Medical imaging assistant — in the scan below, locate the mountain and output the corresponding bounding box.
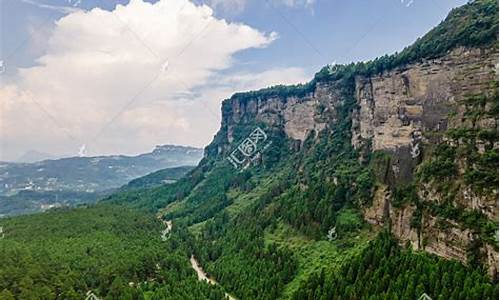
[0,145,203,196]
[16,150,57,163]
[0,145,202,217]
[122,166,195,190]
[109,0,499,296]
[0,1,498,299]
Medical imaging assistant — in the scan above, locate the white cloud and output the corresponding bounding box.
[0,0,309,161]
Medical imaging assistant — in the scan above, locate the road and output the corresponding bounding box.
[158,218,237,300]
[190,255,236,300]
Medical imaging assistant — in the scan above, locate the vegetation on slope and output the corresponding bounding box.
[291,232,498,300]
[0,204,225,299]
[1,1,497,299]
[122,166,194,190]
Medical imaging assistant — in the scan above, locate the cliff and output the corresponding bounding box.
[201,1,498,277]
[357,46,498,274]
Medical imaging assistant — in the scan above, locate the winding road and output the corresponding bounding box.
[160,220,172,241]
[158,217,236,300]
[190,255,236,300]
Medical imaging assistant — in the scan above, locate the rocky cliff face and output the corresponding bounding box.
[215,80,349,159]
[213,45,498,276]
[352,47,498,182]
[356,46,498,276]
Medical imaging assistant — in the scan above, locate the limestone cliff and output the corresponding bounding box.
[208,44,498,276]
[203,0,498,278]
[356,46,498,276]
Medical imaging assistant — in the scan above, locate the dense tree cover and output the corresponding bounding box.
[0,204,225,299]
[0,189,105,217]
[186,173,305,300]
[122,166,194,190]
[104,167,205,212]
[2,2,496,300]
[291,232,499,300]
[229,83,315,104]
[195,209,297,300]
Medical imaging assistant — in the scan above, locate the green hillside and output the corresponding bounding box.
[0,1,498,299]
[0,204,226,299]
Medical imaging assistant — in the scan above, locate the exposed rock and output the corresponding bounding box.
[352,47,497,153]
[420,217,471,263]
[391,205,420,250]
[363,185,389,226]
[356,47,498,276]
[284,98,325,141]
[219,83,342,152]
[216,45,498,277]
[485,244,499,278]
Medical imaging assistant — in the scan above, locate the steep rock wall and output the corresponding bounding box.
[352,47,498,181]
[212,46,498,275]
[356,47,498,275]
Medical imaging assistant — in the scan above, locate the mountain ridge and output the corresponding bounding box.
[0,144,203,196]
[0,1,497,299]
[0,145,203,217]
[148,1,498,296]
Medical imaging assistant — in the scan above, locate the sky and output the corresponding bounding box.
[0,0,468,162]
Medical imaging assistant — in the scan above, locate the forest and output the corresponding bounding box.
[0,204,226,299]
[0,0,498,299]
[291,233,498,300]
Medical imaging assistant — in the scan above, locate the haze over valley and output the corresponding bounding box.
[0,1,498,299]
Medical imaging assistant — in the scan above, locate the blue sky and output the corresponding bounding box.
[0,0,467,161]
[4,0,467,75]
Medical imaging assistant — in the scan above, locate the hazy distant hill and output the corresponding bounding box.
[0,145,202,217]
[0,1,497,299]
[0,164,195,217]
[16,150,57,163]
[122,165,194,190]
[0,145,203,196]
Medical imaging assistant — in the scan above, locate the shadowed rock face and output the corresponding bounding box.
[215,45,498,276]
[352,47,497,161]
[352,46,498,277]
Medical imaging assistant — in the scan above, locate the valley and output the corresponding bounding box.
[0,0,498,299]
[0,145,201,217]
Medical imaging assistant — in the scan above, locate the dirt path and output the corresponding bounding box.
[160,220,172,241]
[157,215,172,241]
[158,218,236,300]
[190,255,236,300]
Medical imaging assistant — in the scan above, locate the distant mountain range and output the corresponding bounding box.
[0,1,497,299]
[16,150,57,163]
[0,145,202,216]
